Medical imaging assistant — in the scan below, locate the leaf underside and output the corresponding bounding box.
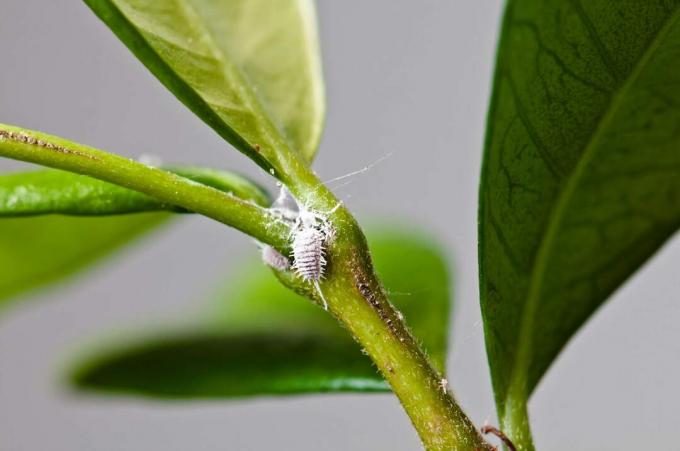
[480,0,680,421]
[0,167,269,216]
[0,214,167,311]
[70,227,451,398]
[84,0,325,168]
[0,164,268,311]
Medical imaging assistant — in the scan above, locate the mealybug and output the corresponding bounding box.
[289,203,340,310]
[261,245,291,271]
[264,187,340,310]
[291,226,327,281]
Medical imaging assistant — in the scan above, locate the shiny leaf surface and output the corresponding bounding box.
[85,0,325,168]
[479,0,680,438]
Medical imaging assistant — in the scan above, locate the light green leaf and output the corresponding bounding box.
[0,164,266,311]
[70,227,451,398]
[0,214,167,310]
[0,167,269,216]
[84,0,325,168]
[480,0,680,444]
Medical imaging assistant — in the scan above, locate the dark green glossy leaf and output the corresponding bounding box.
[71,332,387,397]
[84,0,325,168]
[480,0,680,437]
[70,227,451,397]
[0,213,166,310]
[0,167,269,216]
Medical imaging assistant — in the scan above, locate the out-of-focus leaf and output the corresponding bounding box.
[84,0,325,167]
[70,332,388,397]
[0,167,269,216]
[0,213,167,310]
[70,227,451,398]
[0,163,268,310]
[479,0,680,441]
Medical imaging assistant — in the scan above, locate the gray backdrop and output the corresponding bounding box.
[1,2,679,450]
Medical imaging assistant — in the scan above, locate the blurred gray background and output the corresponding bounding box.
[1,1,679,450]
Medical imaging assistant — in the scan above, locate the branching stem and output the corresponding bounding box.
[0,123,290,251]
[269,140,493,450]
[0,121,492,450]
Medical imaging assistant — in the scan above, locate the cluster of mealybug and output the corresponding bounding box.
[289,206,336,310]
[261,187,337,310]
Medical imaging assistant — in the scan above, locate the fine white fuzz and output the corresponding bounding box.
[439,378,449,394]
[271,186,298,222]
[268,185,341,311]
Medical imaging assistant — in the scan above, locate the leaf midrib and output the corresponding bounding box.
[294,0,326,162]
[172,0,290,161]
[504,4,680,412]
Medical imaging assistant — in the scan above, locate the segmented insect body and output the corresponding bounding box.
[261,245,291,271]
[291,225,327,282]
[264,187,341,310]
[289,206,337,310]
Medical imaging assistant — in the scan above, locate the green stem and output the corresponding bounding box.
[269,146,493,450]
[0,123,290,251]
[0,121,492,450]
[502,394,534,451]
[276,208,492,450]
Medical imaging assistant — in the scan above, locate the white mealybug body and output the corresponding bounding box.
[262,187,339,310]
[291,225,327,282]
[260,245,291,271]
[289,204,339,310]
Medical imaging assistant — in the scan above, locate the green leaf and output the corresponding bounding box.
[0,214,167,310]
[70,227,451,398]
[480,0,680,440]
[0,164,266,311]
[0,167,269,216]
[84,0,325,169]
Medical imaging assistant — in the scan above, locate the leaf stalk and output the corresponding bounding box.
[0,124,290,251]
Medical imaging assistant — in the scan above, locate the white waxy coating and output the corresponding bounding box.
[291,226,326,282]
[261,245,291,271]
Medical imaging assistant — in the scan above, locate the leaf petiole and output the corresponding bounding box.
[0,123,290,252]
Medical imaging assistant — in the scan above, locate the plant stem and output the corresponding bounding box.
[331,231,492,450]
[0,123,290,251]
[0,121,492,450]
[268,149,493,450]
[502,394,535,451]
[277,204,492,450]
